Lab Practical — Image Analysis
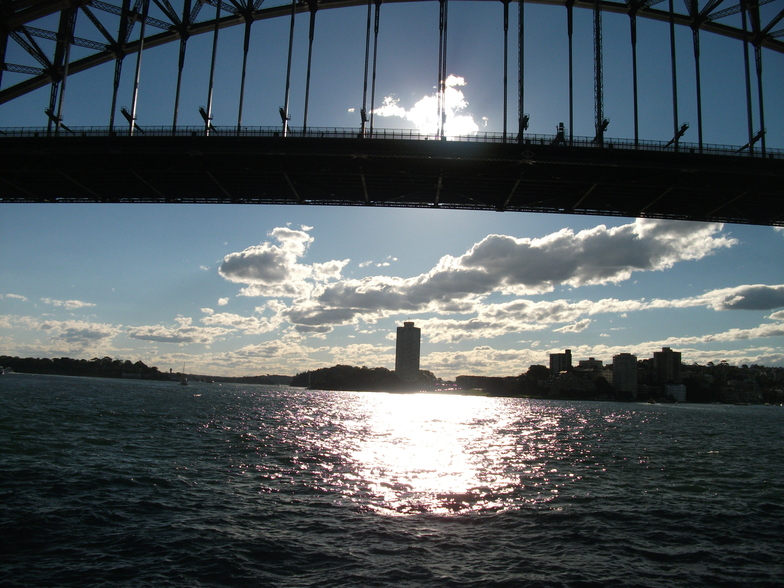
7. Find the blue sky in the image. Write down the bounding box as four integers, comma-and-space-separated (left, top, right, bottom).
1, 2, 783, 379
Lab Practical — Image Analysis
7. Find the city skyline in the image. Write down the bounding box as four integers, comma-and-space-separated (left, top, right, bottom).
1, 205, 783, 380
1, 2, 783, 380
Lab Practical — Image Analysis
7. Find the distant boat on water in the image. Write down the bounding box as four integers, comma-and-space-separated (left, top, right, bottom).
180, 364, 188, 386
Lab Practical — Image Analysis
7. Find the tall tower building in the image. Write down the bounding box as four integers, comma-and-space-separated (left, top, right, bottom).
395, 321, 421, 382
654, 347, 682, 384
613, 353, 638, 398
549, 349, 572, 375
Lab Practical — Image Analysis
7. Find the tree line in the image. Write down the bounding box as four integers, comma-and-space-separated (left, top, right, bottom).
0, 356, 166, 380
291, 365, 439, 392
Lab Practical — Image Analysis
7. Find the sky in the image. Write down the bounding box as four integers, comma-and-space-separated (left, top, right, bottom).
1, 1, 783, 379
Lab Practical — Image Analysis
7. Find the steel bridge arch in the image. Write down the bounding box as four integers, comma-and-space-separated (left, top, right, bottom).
2, 0, 783, 105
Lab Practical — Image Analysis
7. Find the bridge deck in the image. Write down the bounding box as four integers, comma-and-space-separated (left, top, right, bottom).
1, 134, 782, 226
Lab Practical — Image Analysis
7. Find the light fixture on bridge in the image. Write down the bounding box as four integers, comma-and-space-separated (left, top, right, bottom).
279, 107, 290, 124
121, 107, 144, 134
199, 106, 216, 132
360, 108, 368, 124
665, 122, 689, 148
522, 113, 530, 131
44, 108, 73, 134
737, 128, 766, 153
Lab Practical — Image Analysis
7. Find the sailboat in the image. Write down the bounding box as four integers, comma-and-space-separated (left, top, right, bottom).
180, 364, 188, 386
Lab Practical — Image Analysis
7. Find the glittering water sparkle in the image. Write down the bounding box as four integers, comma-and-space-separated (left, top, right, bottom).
1, 375, 783, 587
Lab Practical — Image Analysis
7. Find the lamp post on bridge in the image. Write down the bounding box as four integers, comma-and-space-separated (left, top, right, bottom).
199, 106, 216, 134
128, 0, 149, 137
665, 122, 689, 149
281, 0, 297, 137
204, 0, 221, 137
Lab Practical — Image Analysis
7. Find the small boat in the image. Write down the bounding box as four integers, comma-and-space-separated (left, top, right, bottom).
647, 398, 656, 404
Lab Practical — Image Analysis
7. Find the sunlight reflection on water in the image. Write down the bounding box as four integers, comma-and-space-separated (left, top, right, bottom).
327, 392, 570, 515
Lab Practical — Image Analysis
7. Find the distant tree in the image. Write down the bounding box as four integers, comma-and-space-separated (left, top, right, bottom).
526, 365, 550, 382
292, 365, 405, 391
0, 355, 166, 380
523, 365, 550, 394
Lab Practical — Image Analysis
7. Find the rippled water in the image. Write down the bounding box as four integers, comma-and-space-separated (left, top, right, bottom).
1, 374, 783, 586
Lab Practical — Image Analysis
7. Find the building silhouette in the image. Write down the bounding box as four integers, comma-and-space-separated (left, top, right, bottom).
654, 347, 682, 384
577, 357, 603, 370
613, 353, 638, 398
549, 349, 572, 375
395, 321, 421, 383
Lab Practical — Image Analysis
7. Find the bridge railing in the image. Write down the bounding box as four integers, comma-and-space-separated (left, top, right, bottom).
0, 125, 780, 159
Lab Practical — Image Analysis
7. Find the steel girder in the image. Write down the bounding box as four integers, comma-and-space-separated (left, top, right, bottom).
1, 134, 781, 226
2, 0, 784, 105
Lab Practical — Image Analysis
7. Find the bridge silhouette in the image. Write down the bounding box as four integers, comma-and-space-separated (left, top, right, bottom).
1, 1, 782, 226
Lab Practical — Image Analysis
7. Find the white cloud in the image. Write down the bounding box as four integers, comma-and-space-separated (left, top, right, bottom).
307, 219, 735, 330
201, 302, 285, 335
211, 220, 777, 355
373, 75, 480, 136
0, 315, 120, 352
423, 345, 533, 379
218, 297, 229, 306
553, 319, 592, 334
695, 284, 784, 311
218, 226, 347, 299
127, 316, 231, 345
1, 294, 28, 302
41, 298, 96, 310
401, 285, 784, 344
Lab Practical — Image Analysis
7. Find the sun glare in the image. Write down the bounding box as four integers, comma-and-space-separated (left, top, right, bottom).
373, 75, 480, 138
348, 393, 526, 515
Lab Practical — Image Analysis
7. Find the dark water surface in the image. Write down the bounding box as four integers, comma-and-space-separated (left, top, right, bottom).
1, 374, 782, 587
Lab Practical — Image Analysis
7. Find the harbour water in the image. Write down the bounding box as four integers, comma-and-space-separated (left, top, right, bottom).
1, 374, 782, 587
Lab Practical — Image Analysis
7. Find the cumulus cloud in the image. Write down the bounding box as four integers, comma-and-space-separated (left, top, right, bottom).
303, 219, 735, 330
697, 284, 784, 311
218, 226, 348, 299
1, 294, 28, 302
423, 345, 533, 379
215, 220, 745, 342
660, 321, 784, 345
554, 319, 592, 334
406, 284, 784, 344
373, 75, 480, 136
458, 219, 735, 292
769, 310, 784, 321
44, 320, 118, 347
1, 315, 120, 351
127, 316, 231, 345
201, 301, 286, 335
41, 298, 96, 310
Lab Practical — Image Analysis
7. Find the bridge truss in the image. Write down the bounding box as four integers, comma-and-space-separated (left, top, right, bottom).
1, 1, 783, 225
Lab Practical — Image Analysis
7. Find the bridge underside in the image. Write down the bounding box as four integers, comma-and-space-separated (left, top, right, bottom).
1, 137, 782, 226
